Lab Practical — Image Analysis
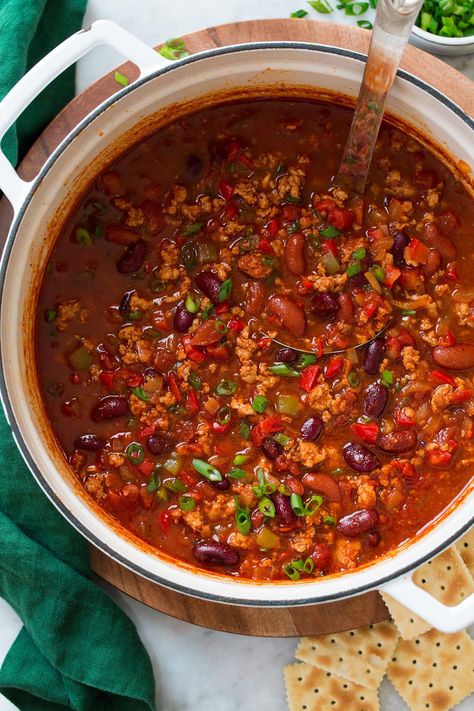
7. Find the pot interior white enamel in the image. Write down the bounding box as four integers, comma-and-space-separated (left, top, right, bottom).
1, 44, 474, 606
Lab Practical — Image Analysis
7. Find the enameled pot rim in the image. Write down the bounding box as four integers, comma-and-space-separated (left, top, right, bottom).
1, 41, 473, 607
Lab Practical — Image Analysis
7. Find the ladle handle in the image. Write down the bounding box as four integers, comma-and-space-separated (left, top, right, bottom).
336, 0, 425, 194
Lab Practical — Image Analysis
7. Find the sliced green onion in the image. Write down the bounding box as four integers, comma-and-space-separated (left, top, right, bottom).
128, 309, 142, 322
285, 194, 302, 203
305, 494, 323, 514
259, 496, 276, 518
189, 373, 202, 390
268, 363, 299, 377
233, 453, 249, 466
164, 477, 187, 494
163, 454, 181, 475
114, 71, 129, 87
320, 225, 341, 238
252, 468, 277, 497
348, 371, 360, 388
252, 395, 268, 413
381, 369, 394, 386
290, 493, 306, 516
235, 497, 251, 535
344, 2, 369, 16
218, 278, 232, 302
227, 467, 246, 480
324, 515, 337, 525
192, 458, 223, 482
178, 495, 195, 511
290, 8, 309, 17
126, 442, 145, 465
149, 277, 167, 293
158, 38, 190, 61
347, 262, 362, 277
216, 405, 232, 426
284, 562, 301, 581
308, 0, 333, 13
239, 421, 251, 440
44, 308, 57, 323
185, 293, 200, 313
183, 222, 203, 236
296, 353, 317, 369
401, 309, 417, 316
371, 264, 386, 282
215, 379, 237, 396
214, 320, 228, 335
287, 220, 301, 234
146, 470, 162, 493
357, 19, 373, 28
352, 247, 367, 261
201, 305, 215, 320
273, 432, 292, 447
306, 232, 322, 251
75, 227, 93, 246
131, 386, 149, 402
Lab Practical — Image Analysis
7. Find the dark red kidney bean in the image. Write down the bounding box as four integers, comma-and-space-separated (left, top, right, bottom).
312, 543, 331, 571
423, 248, 442, 276
337, 509, 379, 537
119, 290, 134, 317
268, 295, 306, 337
363, 338, 386, 375
147, 434, 172, 455
391, 232, 410, 267
117, 241, 147, 274
193, 540, 239, 566
195, 270, 222, 304
105, 224, 139, 245
74, 434, 105, 451
433, 344, 474, 370
212, 477, 230, 491
348, 256, 373, 289
310, 292, 339, 319
275, 347, 298, 363
302, 472, 341, 502
378, 430, 417, 453
260, 436, 282, 461
300, 416, 323, 442
190, 319, 224, 346
285, 232, 306, 275
343, 442, 380, 472
244, 280, 265, 316
173, 303, 194, 332
337, 292, 354, 322
364, 382, 388, 419
273, 493, 296, 524
422, 221, 456, 260
186, 153, 204, 179
367, 531, 381, 547
91, 395, 128, 422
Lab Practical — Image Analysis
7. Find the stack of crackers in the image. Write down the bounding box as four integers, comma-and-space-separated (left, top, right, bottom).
284, 529, 474, 711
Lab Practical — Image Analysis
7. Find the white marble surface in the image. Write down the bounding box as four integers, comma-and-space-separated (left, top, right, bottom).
1, 2, 474, 710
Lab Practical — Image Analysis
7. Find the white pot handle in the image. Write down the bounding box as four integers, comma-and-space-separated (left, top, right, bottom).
0, 19, 169, 215
381, 573, 474, 633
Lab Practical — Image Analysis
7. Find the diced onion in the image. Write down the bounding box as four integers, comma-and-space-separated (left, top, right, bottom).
346, 347, 359, 365
364, 270, 382, 294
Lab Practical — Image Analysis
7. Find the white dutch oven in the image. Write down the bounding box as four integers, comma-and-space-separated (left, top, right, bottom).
0, 20, 473, 632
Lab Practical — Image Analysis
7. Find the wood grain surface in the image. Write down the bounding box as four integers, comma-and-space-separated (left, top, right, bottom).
2, 19, 472, 636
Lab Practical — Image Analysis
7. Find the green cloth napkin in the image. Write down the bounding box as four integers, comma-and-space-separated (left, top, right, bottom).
0, 2, 156, 710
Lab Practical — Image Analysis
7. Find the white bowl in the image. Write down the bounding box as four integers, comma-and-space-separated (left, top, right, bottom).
411, 24, 474, 56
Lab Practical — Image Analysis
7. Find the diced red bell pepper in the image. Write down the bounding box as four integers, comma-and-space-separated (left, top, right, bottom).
328, 206, 353, 231
215, 302, 229, 315
206, 343, 230, 361
256, 337, 272, 350
186, 389, 200, 415
258, 237, 273, 254
223, 200, 238, 220
280, 204, 299, 222
367, 225, 389, 242
394, 409, 417, 427
159, 509, 172, 532
451, 388, 474, 404
297, 277, 314, 296
313, 337, 325, 359
314, 198, 337, 214
405, 237, 430, 265
430, 370, 456, 386
299, 364, 321, 392
267, 218, 280, 237
238, 152, 254, 168
228, 318, 245, 333
137, 458, 155, 477
427, 448, 453, 467
226, 138, 241, 161
251, 416, 284, 446
100, 371, 115, 389
383, 265, 401, 288
439, 330, 456, 347
218, 180, 234, 200
351, 421, 379, 445
212, 419, 231, 434
399, 268, 423, 291
386, 330, 416, 359
446, 262, 459, 282
167, 371, 182, 402
138, 424, 157, 439
324, 239, 338, 257
392, 460, 417, 480
127, 373, 143, 388
325, 356, 344, 379
182, 335, 206, 363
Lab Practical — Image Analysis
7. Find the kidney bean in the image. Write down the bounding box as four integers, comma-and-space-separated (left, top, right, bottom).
74, 434, 105, 451
191, 319, 225, 346
363, 338, 386, 375
273, 493, 296, 524
212, 476, 231, 491
105, 224, 140, 245
285, 232, 306, 275
378, 430, 417, 453
337, 292, 354, 322
364, 382, 388, 419
310, 292, 339, 319
423, 248, 442, 276
91, 395, 128, 422
186, 153, 204, 179
244, 280, 265, 316
422, 221, 456, 260
433, 344, 474, 371
300, 416, 323, 442
152, 347, 175, 372
337, 509, 379, 537
268, 295, 306, 337
275, 347, 298, 363
367, 531, 381, 547
193, 540, 239, 566
343, 442, 380, 472
260, 436, 282, 461
173, 303, 194, 332
312, 543, 331, 571
195, 270, 222, 304
302, 472, 341, 502
391, 232, 410, 267
348, 256, 373, 289
147, 434, 172, 455
116, 241, 147, 274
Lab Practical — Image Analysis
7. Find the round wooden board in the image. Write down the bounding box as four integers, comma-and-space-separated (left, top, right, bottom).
1, 19, 472, 636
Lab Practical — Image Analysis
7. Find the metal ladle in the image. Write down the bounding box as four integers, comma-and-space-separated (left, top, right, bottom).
269, 0, 424, 355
